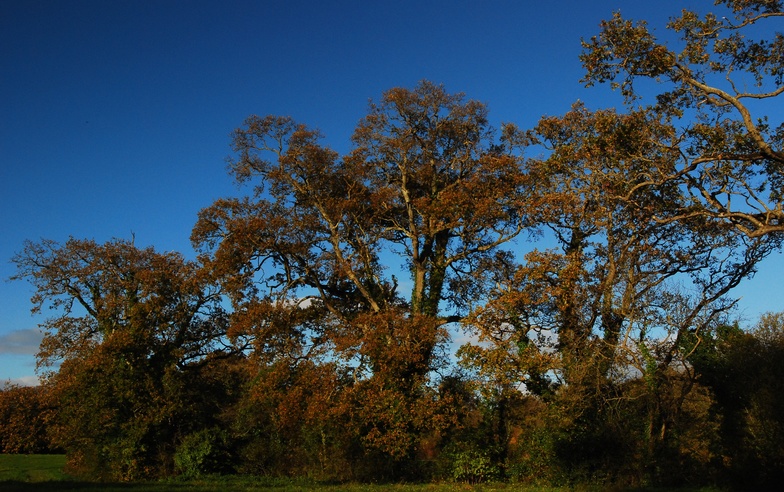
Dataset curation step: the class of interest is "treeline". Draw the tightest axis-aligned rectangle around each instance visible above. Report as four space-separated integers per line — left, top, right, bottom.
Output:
2 315 783 486
3 1 784 488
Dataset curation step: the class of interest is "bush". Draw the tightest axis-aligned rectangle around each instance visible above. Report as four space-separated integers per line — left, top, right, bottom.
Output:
450 449 499 484
174 428 229 477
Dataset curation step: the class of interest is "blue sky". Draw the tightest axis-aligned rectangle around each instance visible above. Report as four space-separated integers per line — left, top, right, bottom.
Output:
2 0 782 385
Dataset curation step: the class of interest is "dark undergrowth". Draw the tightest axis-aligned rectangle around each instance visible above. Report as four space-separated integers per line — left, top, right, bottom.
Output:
0 455 727 492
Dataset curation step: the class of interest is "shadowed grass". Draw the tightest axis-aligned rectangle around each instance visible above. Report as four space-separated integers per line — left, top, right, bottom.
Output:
0 455 726 491
0 454 70 482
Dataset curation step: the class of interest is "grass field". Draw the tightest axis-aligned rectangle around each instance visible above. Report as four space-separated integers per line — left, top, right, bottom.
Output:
0 454 70 482
0 454 724 492
0 455 555 491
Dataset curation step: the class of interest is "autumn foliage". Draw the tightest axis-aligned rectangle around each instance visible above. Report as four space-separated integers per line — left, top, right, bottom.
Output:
7 1 784 487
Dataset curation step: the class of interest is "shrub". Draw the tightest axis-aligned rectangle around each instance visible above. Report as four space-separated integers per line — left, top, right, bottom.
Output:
174 428 229 477
450 449 499 484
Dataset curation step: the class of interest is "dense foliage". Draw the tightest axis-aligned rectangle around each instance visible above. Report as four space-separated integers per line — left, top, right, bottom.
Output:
6 1 784 487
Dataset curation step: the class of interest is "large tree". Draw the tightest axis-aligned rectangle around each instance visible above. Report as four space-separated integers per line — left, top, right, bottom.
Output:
459 103 773 483
580 0 784 239
11 237 231 479
190 81 528 463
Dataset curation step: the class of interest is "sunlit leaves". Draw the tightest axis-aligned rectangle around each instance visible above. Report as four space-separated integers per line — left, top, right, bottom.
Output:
11 238 231 479
0 384 56 454
580 1 784 237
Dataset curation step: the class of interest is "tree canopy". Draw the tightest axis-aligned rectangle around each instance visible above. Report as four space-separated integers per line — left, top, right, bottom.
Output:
8 1 784 487
581 0 784 239
190 82 529 392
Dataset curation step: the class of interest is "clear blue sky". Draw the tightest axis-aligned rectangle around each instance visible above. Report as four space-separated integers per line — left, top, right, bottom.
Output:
2 0 781 385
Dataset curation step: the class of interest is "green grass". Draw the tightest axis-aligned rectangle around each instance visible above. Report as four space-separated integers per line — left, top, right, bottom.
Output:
0 455 725 491
0 454 70 482
0 456 544 491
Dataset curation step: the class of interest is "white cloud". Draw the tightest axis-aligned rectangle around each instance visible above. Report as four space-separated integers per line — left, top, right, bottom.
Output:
0 328 44 355
2 375 41 388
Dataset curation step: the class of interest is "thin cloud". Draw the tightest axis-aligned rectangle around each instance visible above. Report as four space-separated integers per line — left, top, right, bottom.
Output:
0 328 44 355
2 375 40 388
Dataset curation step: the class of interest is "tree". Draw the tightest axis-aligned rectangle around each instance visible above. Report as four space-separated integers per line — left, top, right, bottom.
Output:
685 314 784 488
0 383 58 454
463 102 770 386
459 102 772 484
190 81 528 470
11 237 231 479
580 0 784 239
